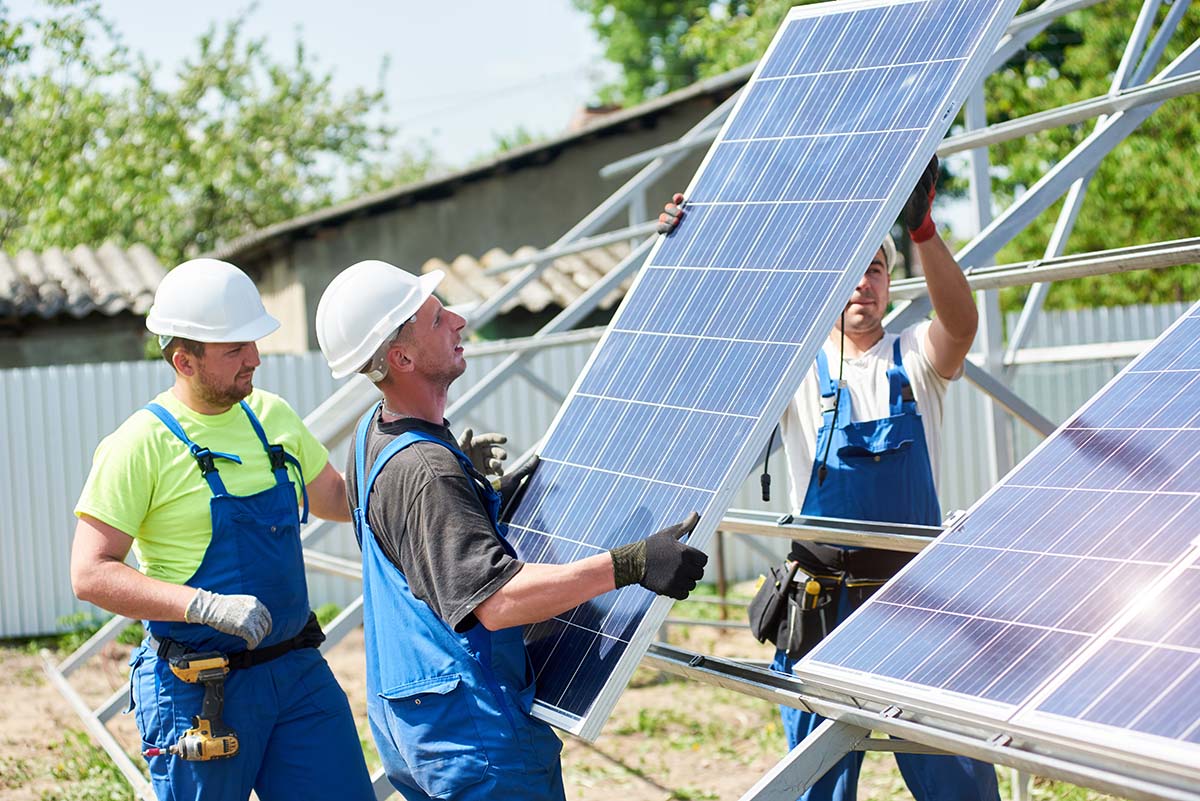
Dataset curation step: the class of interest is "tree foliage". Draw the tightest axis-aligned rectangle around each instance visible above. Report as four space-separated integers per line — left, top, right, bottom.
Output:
0 1 433 265
578 0 1200 309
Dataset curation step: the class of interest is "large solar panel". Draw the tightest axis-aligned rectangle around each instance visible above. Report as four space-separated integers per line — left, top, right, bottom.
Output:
800 301 1200 783
506 0 1023 740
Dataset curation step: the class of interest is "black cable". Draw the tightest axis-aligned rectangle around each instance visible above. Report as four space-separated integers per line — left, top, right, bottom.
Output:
817 310 847 487
760 425 777 501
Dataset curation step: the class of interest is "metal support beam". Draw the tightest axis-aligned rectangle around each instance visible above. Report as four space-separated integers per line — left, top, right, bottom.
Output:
1005 0 1164 371
986 0 1109 74
963 361 1057 436
446 236 654 421
890 237 1200 299
892 39 1200 337
57 613 130 677
1132 0 1193 85
481 220 658 277
467 91 743 329
939 70 1200 156
964 86 1016 480
642 644 1200 801
740 719 873 801
513 363 566 404
41 650 153 800
719 509 940 552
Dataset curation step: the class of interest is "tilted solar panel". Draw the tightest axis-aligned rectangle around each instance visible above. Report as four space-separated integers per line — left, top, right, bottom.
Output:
506 0 1023 740
800 301 1200 783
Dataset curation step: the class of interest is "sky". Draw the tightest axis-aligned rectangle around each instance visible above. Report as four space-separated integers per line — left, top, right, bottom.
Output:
8 0 619 168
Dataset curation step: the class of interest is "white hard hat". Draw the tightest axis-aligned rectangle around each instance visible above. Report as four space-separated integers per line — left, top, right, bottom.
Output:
316 260 444 380
147 258 279 343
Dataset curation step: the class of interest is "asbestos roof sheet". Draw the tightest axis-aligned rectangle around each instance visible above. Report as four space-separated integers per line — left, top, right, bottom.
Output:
424 241 634 316
0 243 166 320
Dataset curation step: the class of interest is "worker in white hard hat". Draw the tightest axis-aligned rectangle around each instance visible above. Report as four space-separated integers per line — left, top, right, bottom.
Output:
71 258 374 801
658 157 997 801
316 260 708 801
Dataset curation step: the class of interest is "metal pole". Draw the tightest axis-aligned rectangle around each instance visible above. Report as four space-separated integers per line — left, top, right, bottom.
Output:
1004 0 1166 370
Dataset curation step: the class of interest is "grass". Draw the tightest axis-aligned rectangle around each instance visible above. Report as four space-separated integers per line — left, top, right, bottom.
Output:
39 730 137 801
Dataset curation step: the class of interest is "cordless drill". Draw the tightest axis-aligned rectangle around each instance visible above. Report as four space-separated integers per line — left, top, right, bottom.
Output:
143 652 239 761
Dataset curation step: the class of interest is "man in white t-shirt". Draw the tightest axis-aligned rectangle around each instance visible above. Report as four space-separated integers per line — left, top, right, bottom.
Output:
658 157 999 801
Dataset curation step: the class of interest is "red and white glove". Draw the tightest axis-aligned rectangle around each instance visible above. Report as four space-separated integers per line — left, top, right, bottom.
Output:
904 156 940 243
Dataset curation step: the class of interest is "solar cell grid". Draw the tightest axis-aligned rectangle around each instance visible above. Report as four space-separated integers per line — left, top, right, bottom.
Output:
800 300 1200 774
506 0 1023 739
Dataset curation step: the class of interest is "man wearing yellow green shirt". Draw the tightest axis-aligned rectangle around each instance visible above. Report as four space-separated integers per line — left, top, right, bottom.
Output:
71 258 374 801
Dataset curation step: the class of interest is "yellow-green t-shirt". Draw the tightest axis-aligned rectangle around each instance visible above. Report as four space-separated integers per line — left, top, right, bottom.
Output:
74 389 329 584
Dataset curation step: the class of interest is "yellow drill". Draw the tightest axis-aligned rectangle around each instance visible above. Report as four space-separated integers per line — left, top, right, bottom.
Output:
143 652 239 761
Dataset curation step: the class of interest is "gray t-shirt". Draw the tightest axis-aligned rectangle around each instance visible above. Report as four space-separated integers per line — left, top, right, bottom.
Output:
345 412 522 631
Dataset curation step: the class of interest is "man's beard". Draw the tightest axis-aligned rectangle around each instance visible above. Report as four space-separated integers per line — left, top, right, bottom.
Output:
195 366 252 408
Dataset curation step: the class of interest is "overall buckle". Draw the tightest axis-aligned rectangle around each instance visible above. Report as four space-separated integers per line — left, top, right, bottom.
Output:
192 448 218 475
268 445 287 471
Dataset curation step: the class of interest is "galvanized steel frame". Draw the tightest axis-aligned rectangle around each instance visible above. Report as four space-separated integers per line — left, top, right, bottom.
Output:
45 1 1200 798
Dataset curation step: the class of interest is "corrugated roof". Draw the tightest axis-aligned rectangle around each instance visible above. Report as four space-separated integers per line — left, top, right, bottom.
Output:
424 242 634 315
0 243 166 320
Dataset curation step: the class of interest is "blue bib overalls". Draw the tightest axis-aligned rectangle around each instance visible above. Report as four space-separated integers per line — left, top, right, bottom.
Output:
128 401 374 801
352 405 564 801
772 342 1000 801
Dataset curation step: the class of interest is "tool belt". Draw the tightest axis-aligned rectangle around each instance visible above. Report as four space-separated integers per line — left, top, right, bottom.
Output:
150 611 326 670
748 544 915 660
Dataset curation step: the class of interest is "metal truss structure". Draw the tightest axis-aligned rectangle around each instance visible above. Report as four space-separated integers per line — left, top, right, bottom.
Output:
44 1 1199 798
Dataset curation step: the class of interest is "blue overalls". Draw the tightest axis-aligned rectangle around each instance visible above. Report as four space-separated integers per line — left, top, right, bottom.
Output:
771 341 1000 801
127 401 374 801
352 405 564 801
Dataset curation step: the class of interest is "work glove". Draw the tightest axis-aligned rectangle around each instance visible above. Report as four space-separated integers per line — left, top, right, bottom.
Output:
498 455 540 520
185 588 272 650
903 155 939 243
656 192 686 234
610 512 707 600
457 427 508 477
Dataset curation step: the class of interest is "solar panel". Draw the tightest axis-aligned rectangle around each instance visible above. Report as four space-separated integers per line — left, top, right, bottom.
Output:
800 301 1200 780
506 0 1023 741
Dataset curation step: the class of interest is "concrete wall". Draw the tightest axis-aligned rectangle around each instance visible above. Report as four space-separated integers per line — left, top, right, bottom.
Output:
243 95 727 351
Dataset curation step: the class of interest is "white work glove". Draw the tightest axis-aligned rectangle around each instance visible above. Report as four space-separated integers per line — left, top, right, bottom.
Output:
456 428 508 477
185 588 272 649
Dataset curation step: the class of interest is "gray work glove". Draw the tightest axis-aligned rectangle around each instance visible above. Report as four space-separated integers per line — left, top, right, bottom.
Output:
185 588 272 649
903 155 939 242
457 427 508 477
656 192 686 235
610 512 707 600
498 455 540 521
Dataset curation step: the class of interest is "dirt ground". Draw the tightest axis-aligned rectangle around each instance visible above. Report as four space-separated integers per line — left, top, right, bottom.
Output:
1 624 1110 801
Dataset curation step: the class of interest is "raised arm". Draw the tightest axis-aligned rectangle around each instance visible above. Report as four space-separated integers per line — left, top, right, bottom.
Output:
903 156 978 379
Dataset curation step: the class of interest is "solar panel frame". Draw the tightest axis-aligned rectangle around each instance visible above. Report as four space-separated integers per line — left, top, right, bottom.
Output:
797 301 1200 786
510 0 1025 741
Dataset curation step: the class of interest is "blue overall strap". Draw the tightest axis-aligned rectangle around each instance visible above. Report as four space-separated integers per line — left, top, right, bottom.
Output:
350 403 383 548
239 400 309 524
887 338 915 416
143 403 239 496
360 427 519 731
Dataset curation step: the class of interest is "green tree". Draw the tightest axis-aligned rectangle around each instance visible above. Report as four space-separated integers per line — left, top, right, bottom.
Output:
0 1 433 264
982 0 1200 309
579 0 1199 309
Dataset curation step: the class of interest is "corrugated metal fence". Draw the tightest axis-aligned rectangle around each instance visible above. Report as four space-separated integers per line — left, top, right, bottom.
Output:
0 301 1190 637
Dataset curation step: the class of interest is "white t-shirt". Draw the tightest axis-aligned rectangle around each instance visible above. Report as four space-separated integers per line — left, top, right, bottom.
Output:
778 320 952 514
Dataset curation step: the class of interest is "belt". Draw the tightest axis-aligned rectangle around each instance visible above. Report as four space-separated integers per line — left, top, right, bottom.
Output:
788 541 914 582
149 612 326 670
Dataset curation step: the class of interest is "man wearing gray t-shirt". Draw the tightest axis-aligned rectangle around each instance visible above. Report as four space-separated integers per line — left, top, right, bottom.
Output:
315 260 709 801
